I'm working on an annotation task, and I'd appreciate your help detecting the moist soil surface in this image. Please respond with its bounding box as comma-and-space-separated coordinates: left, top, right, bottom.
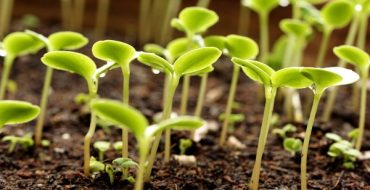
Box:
0, 38, 370, 190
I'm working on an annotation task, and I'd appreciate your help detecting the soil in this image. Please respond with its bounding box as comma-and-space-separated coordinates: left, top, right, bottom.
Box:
1, 33, 370, 190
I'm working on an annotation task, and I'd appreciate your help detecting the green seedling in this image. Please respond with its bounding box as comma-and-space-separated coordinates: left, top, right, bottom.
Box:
89, 156, 105, 173
232, 59, 313, 190
242, 0, 279, 62
93, 141, 111, 161
113, 157, 138, 181
0, 32, 44, 99
179, 138, 193, 155
41, 51, 99, 176
348, 128, 360, 144
171, 7, 218, 116
0, 100, 40, 128
333, 45, 369, 150
325, 133, 361, 169
283, 137, 302, 156
299, 67, 359, 190
315, 0, 354, 67
272, 124, 297, 139
91, 98, 205, 190
138, 47, 221, 172
2, 133, 34, 153
218, 113, 244, 133
25, 30, 88, 146
220, 35, 259, 145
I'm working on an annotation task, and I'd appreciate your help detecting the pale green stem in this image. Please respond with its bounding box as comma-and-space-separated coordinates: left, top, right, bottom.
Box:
315, 30, 332, 67
355, 70, 368, 150
259, 12, 269, 63
60, 0, 72, 29
138, 0, 152, 44
292, 1, 300, 19
94, 0, 110, 38
196, 0, 211, 7
135, 143, 149, 190
322, 16, 360, 122
238, 5, 250, 36
8, 140, 16, 153
159, 0, 175, 45
301, 92, 322, 190
122, 68, 130, 177
162, 74, 170, 110
219, 65, 240, 145
73, 0, 85, 31
249, 87, 277, 190
35, 67, 54, 145
0, 0, 13, 39
0, 55, 15, 100
145, 75, 179, 181
191, 73, 208, 139
180, 75, 190, 115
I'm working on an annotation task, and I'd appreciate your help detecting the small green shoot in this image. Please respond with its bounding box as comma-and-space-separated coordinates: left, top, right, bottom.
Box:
89, 156, 105, 173
93, 141, 111, 161
283, 138, 302, 156
272, 124, 297, 139
179, 138, 193, 155
113, 141, 123, 152
2, 133, 34, 153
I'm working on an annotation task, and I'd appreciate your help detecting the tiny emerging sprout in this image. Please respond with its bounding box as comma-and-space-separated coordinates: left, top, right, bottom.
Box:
113, 141, 123, 152
272, 124, 297, 139
2, 133, 34, 153
283, 138, 302, 156
333, 45, 370, 150
91, 98, 205, 190
113, 157, 138, 172
89, 156, 105, 173
179, 138, 193, 155
93, 141, 111, 161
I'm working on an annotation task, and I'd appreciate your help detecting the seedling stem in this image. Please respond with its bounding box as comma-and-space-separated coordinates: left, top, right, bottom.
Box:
0, 56, 15, 100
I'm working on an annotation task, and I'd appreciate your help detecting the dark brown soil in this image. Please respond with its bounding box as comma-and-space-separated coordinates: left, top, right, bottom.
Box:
1, 35, 370, 190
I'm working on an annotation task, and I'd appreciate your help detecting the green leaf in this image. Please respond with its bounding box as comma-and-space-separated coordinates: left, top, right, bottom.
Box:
283, 138, 302, 153
271, 67, 312, 88
232, 58, 274, 86
300, 67, 343, 91
321, 0, 354, 30
0, 100, 40, 128
3, 32, 44, 56
189, 66, 214, 76
146, 116, 204, 137
112, 157, 138, 168
333, 45, 370, 71
174, 47, 221, 76
166, 37, 192, 62
178, 7, 219, 34
143, 44, 165, 56
322, 67, 359, 86
279, 19, 312, 37
92, 40, 136, 66
41, 51, 96, 81
225, 35, 259, 59
299, 1, 324, 30
137, 52, 173, 73
89, 157, 105, 173
243, 0, 279, 14
91, 99, 148, 141
325, 133, 342, 142
204, 35, 226, 51
49, 31, 88, 51
93, 141, 111, 152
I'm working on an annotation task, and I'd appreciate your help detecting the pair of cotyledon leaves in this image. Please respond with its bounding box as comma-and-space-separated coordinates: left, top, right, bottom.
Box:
333, 45, 370, 73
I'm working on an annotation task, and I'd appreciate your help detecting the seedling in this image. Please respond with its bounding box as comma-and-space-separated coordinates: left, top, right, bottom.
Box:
93, 141, 111, 161
299, 67, 359, 190
113, 141, 123, 152
137, 47, 221, 174
113, 157, 138, 179
333, 45, 369, 150
0, 100, 40, 128
91, 98, 205, 190
25, 30, 88, 145
2, 133, 34, 153
179, 138, 193, 155
218, 113, 244, 133
272, 124, 297, 139
0, 32, 44, 99
283, 138, 302, 156
232, 59, 313, 190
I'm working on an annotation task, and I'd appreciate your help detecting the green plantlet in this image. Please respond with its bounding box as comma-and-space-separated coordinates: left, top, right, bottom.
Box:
113, 157, 138, 179
299, 67, 359, 190
272, 124, 297, 139
91, 98, 205, 190
25, 30, 88, 146
333, 45, 369, 150
0, 100, 40, 128
0, 32, 44, 100
138, 47, 221, 174
113, 141, 123, 152
218, 113, 244, 133
93, 141, 111, 161
348, 128, 360, 144
283, 138, 302, 156
232, 58, 313, 190
2, 133, 34, 153
325, 132, 342, 142
179, 138, 193, 155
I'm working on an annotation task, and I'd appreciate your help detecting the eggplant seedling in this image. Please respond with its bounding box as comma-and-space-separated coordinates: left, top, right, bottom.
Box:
25, 30, 88, 146
2, 133, 33, 153
299, 67, 359, 190
333, 45, 369, 150
93, 141, 111, 161
137, 47, 221, 174
91, 98, 205, 190
283, 137, 302, 156
0, 32, 44, 99
232, 58, 313, 190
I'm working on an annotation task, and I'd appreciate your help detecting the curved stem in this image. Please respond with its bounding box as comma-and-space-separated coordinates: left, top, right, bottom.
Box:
355, 70, 368, 150
315, 30, 331, 67
191, 73, 208, 139
301, 92, 321, 190
83, 112, 97, 175
180, 75, 190, 115
35, 67, 54, 145
0, 55, 15, 100
259, 12, 269, 63
219, 65, 240, 145
249, 87, 276, 190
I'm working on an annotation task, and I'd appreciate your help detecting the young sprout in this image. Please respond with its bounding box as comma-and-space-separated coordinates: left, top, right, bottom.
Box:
220, 35, 259, 145
283, 137, 302, 156
93, 141, 111, 161
0, 32, 44, 99
179, 138, 193, 155
91, 98, 205, 190
232, 59, 312, 190
113, 141, 123, 152
299, 67, 359, 190
315, 0, 354, 67
26, 30, 88, 146
242, 0, 279, 63
0, 100, 40, 128
171, 7, 218, 116
137, 47, 221, 175
89, 156, 105, 173
113, 157, 138, 181
333, 45, 369, 150
272, 124, 297, 139
41, 51, 98, 176
218, 113, 244, 133
2, 133, 34, 153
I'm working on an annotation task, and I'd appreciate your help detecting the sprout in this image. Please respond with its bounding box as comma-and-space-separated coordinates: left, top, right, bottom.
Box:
272, 124, 297, 139
113, 141, 123, 152
179, 138, 193, 155
91, 98, 205, 190
26, 30, 88, 146
0, 32, 45, 99
89, 156, 105, 173
299, 67, 359, 190
93, 141, 111, 161
333, 45, 369, 150
2, 133, 34, 153
283, 138, 302, 156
